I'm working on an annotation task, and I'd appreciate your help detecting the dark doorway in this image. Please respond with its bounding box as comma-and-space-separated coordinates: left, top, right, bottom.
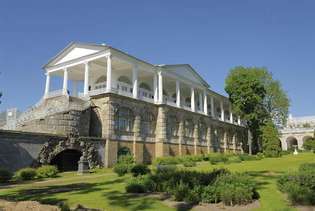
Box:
50, 149, 82, 172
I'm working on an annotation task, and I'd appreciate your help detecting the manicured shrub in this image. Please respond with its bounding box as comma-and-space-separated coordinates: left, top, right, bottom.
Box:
184, 185, 202, 204
118, 155, 135, 165
153, 156, 180, 165
130, 164, 150, 177
238, 154, 258, 161
0, 168, 12, 183
113, 164, 129, 176
201, 185, 219, 203
36, 165, 58, 178
14, 168, 37, 181
260, 120, 281, 157
183, 160, 196, 167
214, 173, 257, 205
208, 154, 229, 164
170, 180, 190, 201
227, 156, 242, 164
277, 163, 315, 205
125, 175, 153, 193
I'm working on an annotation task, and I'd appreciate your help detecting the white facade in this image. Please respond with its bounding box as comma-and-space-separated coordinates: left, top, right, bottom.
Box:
42, 42, 241, 126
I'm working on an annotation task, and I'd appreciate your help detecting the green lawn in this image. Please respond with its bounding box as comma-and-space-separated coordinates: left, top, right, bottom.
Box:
0, 153, 314, 211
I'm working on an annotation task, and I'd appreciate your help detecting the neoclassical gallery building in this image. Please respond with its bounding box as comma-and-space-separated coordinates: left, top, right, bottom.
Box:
12, 42, 248, 167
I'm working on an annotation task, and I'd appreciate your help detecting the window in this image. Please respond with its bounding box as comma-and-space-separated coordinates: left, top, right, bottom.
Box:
184, 119, 194, 138
167, 115, 179, 138
114, 107, 134, 133
141, 112, 155, 136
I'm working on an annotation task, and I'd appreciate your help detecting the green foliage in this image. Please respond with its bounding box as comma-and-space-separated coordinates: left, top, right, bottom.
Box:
214, 173, 257, 205
130, 164, 150, 177
113, 164, 129, 177
260, 120, 281, 157
36, 165, 59, 178
225, 66, 289, 154
170, 180, 190, 201
303, 139, 315, 152
238, 153, 259, 161
208, 154, 229, 164
184, 185, 202, 205
277, 162, 315, 205
14, 168, 37, 181
113, 154, 135, 176
227, 156, 242, 163
125, 175, 154, 193
183, 160, 196, 167
0, 168, 12, 183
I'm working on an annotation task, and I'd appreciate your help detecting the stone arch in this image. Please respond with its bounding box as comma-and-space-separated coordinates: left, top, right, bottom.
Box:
50, 149, 82, 171
286, 136, 298, 150
38, 137, 101, 170
139, 82, 151, 91
95, 75, 106, 84
117, 75, 132, 84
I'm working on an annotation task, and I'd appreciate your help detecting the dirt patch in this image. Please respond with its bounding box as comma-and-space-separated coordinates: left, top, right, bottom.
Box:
162, 196, 260, 211
0, 199, 60, 211
295, 205, 315, 211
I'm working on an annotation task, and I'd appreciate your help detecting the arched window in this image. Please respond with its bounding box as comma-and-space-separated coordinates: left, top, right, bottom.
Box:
167, 115, 179, 138
139, 83, 151, 91
199, 120, 207, 141
114, 107, 134, 133
185, 97, 191, 107
184, 119, 194, 138
95, 76, 106, 84
94, 76, 107, 89
117, 76, 132, 84
141, 112, 155, 136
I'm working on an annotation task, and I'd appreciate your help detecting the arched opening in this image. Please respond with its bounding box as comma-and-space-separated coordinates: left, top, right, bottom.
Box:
50, 149, 82, 172
139, 82, 151, 91
117, 76, 132, 85
286, 136, 298, 150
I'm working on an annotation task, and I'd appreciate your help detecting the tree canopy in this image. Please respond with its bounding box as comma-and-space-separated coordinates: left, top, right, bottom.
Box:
225, 66, 289, 154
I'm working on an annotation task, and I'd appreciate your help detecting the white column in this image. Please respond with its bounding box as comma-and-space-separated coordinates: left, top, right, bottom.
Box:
63, 68, 68, 95
72, 80, 78, 97
230, 105, 233, 123
238, 116, 241, 125
84, 62, 89, 96
199, 92, 203, 111
44, 72, 50, 96
210, 96, 215, 117
158, 71, 163, 103
203, 90, 208, 115
106, 54, 112, 92
153, 73, 158, 102
220, 101, 224, 121
132, 64, 138, 99
191, 87, 195, 111
176, 81, 180, 107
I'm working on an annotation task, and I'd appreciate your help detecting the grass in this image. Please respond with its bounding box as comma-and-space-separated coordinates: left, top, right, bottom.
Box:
0, 152, 314, 211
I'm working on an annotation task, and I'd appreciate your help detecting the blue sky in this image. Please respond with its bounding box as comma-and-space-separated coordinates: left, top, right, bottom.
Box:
0, 0, 314, 116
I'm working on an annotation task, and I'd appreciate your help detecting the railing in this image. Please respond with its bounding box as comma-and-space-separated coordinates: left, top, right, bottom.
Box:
45, 89, 64, 99
139, 88, 154, 102
166, 97, 177, 107
117, 81, 132, 97
94, 82, 106, 90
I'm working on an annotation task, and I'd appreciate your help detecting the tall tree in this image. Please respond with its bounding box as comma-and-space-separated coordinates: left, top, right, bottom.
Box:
225, 66, 289, 154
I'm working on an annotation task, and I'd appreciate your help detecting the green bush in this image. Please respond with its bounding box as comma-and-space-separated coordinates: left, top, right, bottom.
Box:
238, 154, 258, 161
36, 165, 58, 178
0, 168, 12, 183
260, 120, 281, 157
118, 155, 135, 165
303, 139, 315, 152
170, 180, 190, 201
227, 156, 242, 164
153, 156, 180, 165
201, 185, 219, 203
14, 168, 37, 181
277, 163, 315, 205
208, 154, 229, 164
183, 160, 196, 167
184, 186, 202, 204
130, 164, 150, 177
125, 175, 154, 193
214, 173, 257, 205
113, 164, 129, 176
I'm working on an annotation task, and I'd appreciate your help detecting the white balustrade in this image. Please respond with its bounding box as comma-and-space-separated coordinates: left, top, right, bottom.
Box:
117, 81, 133, 97
139, 88, 154, 102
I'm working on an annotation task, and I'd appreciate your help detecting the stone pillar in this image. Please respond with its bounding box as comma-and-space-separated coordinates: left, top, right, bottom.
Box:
132, 64, 139, 99
238, 116, 241, 125
104, 138, 118, 168
84, 62, 89, 96
223, 130, 227, 153
178, 118, 184, 156
230, 105, 233, 124
158, 71, 163, 103
106, 54, 112, 92
191, 87, 195, 111
153, 73, 158, 103
232, 133, 237, 153
199, 92, 203, 111
44, 72, 50, 96
155, 106, 168, 157
210, 97, 215, 117
206, 126, 212, 153
193, 122, 199, 155
63, 68, 68, 95
133, 114, 143, 163
203, 90, 208, 115
220, 101, 224, 121
176, 81, 181, 107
